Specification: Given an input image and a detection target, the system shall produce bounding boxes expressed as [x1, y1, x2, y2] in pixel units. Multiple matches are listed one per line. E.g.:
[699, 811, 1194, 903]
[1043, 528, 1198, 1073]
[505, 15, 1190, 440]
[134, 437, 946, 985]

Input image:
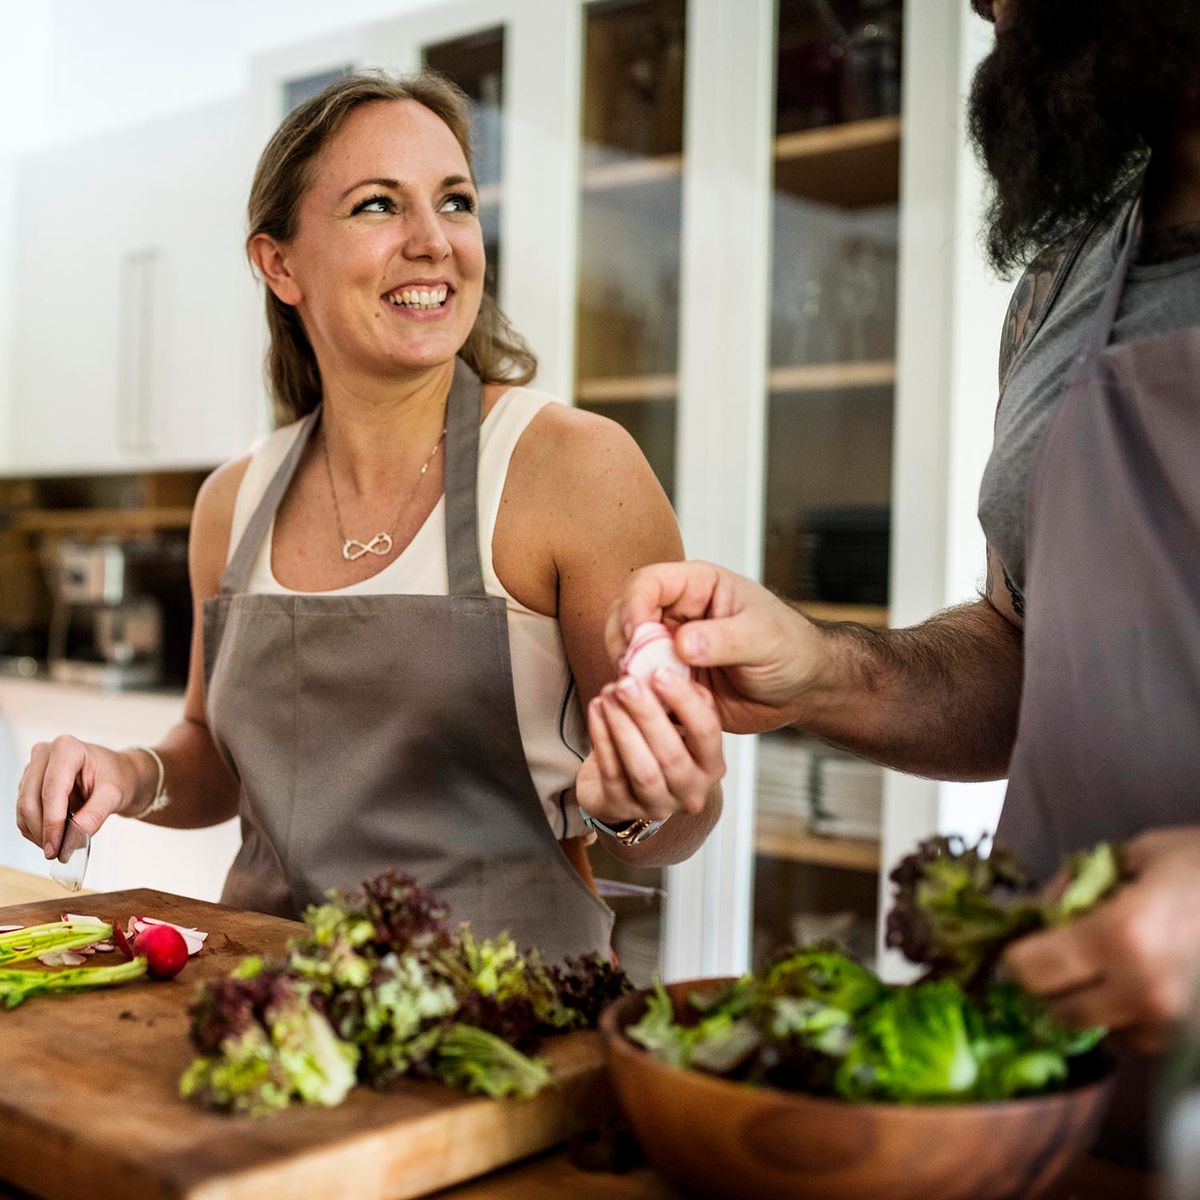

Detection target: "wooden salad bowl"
[599, 978, 1114, 1200]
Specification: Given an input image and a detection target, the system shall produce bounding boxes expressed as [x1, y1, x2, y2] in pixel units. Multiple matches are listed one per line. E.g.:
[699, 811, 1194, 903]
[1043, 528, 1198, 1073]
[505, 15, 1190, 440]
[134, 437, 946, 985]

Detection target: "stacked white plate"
[791, 910, 878, 966]
[755, 736, 815, 819]
[613, 912, 662, 989]
[811, 754, 883, 839]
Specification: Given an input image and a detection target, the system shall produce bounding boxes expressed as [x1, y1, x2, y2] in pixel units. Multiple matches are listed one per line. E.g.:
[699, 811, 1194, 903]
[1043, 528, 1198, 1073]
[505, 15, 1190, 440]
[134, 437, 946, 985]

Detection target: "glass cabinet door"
[753, 0, 903, 970]
[423, 28, 506, 300]
[574, 0, 686, 500]
[575, 0, 687, 985]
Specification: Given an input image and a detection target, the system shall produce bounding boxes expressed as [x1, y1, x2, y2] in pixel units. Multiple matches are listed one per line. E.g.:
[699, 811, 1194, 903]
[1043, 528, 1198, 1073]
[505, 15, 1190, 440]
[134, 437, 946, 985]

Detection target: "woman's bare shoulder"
[189, 455, 253, 599]
[516, 396, 655, 479]
[512, 397, 678, 549]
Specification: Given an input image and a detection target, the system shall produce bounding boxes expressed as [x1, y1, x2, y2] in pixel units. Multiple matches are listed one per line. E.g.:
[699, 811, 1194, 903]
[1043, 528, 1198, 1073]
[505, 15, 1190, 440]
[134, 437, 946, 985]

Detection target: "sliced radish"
[62, 913, 107, 926]
[37, 949, 88, 967]
[128, 916, 207, 957]
[0, 925, 23, 933]
[112, 925, 134, 960]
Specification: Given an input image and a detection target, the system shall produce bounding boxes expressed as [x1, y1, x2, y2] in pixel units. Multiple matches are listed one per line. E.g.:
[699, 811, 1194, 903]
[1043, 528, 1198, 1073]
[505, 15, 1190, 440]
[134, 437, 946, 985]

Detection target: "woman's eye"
[441, 192, 477, 215]
[351, 194, 394, 215]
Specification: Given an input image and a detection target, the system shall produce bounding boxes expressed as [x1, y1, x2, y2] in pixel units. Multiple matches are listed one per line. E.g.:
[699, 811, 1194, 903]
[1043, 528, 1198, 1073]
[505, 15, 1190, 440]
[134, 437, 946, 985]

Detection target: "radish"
[128, 916, 208, 956]
[619, 621, 690, 683]
[133, 923, 189, 981]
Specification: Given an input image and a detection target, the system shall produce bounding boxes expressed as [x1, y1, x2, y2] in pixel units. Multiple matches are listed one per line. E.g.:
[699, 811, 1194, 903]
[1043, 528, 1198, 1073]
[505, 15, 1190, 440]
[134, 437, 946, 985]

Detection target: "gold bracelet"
[128, 746, 170, 819]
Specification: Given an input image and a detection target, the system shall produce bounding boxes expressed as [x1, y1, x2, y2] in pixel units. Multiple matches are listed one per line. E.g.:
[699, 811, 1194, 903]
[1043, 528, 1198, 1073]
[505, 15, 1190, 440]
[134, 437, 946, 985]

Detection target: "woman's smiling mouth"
[384, 283, 452, 313]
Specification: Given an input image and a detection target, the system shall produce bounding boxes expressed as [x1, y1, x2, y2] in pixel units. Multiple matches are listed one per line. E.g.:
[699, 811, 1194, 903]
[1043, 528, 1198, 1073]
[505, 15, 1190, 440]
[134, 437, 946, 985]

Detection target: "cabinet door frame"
[659, 0, 776, 980]
[371, 1, 583, 403]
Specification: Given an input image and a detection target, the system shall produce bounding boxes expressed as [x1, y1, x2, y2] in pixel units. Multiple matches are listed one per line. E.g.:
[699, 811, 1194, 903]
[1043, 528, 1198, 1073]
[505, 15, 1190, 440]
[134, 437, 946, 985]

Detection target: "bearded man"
[597, 0, 1200, 1165]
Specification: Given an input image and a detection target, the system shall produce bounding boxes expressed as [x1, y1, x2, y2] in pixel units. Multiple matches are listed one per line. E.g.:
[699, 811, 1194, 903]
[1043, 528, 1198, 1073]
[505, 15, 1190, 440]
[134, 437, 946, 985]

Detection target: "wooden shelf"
[770, 361, 895, 393]
[798, 602, 888, 628]
[755, 810, 880, 873]
[576, 374, 677, 404]
[582, 154, 683, 193]
[577, 362, 893, 405]
[12, 507, 194, 535]
[774, 116, 901, 209]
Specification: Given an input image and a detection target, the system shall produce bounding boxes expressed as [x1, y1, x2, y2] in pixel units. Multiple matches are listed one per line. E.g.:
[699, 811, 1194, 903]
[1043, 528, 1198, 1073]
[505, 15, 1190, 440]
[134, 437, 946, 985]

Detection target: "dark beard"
[967, 2, 1200, 276]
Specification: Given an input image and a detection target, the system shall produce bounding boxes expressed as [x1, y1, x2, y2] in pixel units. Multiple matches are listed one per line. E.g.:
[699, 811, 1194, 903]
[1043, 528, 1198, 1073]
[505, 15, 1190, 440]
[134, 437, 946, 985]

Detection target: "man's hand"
[1005, 827, 1200, 1054]
[604, 561, 826, 735]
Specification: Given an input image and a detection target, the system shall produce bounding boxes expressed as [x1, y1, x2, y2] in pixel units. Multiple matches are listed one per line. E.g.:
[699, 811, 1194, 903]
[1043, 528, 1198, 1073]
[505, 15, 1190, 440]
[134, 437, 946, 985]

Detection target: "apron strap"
[443, 357, 488, 598]
[220, 410, 319, 596]
[220, 357, 484, 598]
[1085, 197, 1143, 358]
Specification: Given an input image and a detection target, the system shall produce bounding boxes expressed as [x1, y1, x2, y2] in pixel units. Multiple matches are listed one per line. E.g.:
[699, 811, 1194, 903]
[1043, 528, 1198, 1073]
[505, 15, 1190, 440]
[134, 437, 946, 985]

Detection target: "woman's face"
[276, 99, 485, 382]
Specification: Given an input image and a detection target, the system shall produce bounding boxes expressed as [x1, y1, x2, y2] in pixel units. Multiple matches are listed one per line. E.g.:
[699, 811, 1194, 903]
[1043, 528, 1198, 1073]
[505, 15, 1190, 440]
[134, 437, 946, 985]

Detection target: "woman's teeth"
[387, 286, 449, 310]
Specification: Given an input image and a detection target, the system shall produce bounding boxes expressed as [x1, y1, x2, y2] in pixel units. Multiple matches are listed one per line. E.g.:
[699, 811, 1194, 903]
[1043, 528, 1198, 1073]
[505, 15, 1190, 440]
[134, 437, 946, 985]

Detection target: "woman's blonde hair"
[247, 70, 536, 425]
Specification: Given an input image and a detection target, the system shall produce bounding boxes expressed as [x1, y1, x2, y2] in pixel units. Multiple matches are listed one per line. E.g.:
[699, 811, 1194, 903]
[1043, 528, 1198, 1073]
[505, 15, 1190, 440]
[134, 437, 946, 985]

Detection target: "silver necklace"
[320, 421, 447, 561]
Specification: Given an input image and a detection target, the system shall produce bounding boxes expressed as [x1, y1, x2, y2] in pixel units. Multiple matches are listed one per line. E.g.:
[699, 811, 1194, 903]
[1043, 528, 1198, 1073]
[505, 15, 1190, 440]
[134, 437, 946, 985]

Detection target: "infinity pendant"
[342, 532, 394, 561]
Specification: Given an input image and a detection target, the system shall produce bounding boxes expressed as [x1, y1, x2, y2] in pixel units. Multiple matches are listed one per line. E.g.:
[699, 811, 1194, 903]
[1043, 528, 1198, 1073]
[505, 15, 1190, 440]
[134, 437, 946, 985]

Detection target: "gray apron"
[998, 202, 1200, 1162]
[202, 358, 613, 962]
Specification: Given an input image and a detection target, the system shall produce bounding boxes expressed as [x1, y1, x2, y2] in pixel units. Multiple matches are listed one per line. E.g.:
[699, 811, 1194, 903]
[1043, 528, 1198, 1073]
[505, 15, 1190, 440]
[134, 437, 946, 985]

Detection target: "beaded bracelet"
[128, 745, 170, 818]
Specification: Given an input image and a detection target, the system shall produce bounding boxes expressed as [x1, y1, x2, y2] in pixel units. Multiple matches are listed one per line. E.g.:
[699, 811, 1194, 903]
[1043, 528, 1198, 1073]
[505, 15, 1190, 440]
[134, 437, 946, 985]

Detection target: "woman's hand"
[15, 737, 149, 859]
[575, 668, 725, 825]
[606, 561, 825, 735]
[1004, 827, 1200, 1054]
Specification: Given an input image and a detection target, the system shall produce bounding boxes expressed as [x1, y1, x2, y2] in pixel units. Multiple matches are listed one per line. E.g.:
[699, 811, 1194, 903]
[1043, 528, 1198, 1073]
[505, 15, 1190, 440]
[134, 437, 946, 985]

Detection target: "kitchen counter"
[429, 1149, 1160, 1199]
[0, 1147, 1162, 1200]
[0, 869, 1162, 1200]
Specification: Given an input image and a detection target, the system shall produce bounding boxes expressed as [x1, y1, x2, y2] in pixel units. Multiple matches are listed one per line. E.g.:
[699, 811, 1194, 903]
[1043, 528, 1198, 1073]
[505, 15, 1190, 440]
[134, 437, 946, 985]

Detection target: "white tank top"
[226, 387, 590, 839]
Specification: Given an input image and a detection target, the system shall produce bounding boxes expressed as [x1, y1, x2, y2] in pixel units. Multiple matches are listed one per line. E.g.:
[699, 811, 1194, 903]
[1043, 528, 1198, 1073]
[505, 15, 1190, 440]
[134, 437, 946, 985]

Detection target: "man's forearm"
[795, 600, 1023, 781]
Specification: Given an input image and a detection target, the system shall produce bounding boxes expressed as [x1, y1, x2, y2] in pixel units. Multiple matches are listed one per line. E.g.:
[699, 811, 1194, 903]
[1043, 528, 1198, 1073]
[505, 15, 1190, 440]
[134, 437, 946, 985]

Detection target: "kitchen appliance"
[44, 537, 188, 690]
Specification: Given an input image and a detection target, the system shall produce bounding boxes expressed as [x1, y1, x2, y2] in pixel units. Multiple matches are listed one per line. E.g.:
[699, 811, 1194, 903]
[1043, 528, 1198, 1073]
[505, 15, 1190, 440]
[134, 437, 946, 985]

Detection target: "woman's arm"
[15, 460, 248, 857]
[132, 458, 249, 828]
[495, 402, 723, 868]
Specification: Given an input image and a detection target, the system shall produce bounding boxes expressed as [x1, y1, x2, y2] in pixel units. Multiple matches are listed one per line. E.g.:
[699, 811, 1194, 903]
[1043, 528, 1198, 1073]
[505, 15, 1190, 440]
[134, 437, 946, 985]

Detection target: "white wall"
[0, 0, 441, 467]
[0, 9, 52, 468]
[34, 0, 440, 145]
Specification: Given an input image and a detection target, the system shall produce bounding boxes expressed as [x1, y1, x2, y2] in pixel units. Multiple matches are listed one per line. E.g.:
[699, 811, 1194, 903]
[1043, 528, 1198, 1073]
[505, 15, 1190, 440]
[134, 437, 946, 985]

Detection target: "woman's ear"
[249, 232, 303, 306]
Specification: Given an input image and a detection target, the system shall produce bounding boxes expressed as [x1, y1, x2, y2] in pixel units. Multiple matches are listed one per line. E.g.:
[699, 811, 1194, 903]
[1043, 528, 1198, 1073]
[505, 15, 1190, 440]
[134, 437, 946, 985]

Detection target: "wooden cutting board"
[0, 889, 612, 1200]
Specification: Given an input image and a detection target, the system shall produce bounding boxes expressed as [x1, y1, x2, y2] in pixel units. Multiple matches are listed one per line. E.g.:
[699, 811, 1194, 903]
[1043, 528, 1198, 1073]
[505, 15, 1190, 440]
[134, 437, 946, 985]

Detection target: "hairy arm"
[791, 244, 1074, 774]
[790, 587, 1023, 780]
[611, 245, 1078, 782]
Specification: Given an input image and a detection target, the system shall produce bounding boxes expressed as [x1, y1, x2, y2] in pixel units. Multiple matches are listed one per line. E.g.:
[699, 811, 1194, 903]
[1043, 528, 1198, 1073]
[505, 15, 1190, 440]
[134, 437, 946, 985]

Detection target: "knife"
[50, 815, 91, 892]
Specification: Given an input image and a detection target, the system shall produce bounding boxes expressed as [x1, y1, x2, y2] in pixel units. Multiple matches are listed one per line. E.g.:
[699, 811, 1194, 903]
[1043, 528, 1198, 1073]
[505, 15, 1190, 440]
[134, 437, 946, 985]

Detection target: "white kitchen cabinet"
[10, 100, 265, 474]
[0, 679, 240, 900]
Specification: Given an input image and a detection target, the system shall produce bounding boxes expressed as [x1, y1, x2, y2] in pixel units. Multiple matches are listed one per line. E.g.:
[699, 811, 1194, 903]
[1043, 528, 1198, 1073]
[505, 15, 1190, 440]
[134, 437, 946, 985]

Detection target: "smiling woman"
[244, 73, 535, 425]
[14, 70, 725, 965]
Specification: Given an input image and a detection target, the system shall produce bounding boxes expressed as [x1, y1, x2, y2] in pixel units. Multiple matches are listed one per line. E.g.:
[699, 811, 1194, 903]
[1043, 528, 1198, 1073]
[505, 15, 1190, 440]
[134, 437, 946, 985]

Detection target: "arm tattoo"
[998, 244, 1070, 391]
[1001, 563, 1026, 619]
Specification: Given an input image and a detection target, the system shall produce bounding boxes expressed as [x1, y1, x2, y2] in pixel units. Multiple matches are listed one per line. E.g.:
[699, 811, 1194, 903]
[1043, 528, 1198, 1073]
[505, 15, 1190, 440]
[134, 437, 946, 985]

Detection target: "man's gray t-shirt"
[978, 200, 1200, 595]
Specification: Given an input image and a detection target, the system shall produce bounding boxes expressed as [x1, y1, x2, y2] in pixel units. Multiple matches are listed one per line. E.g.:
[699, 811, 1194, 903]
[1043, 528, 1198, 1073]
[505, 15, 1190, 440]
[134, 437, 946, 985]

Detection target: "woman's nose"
[403, 204, 451, 262]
